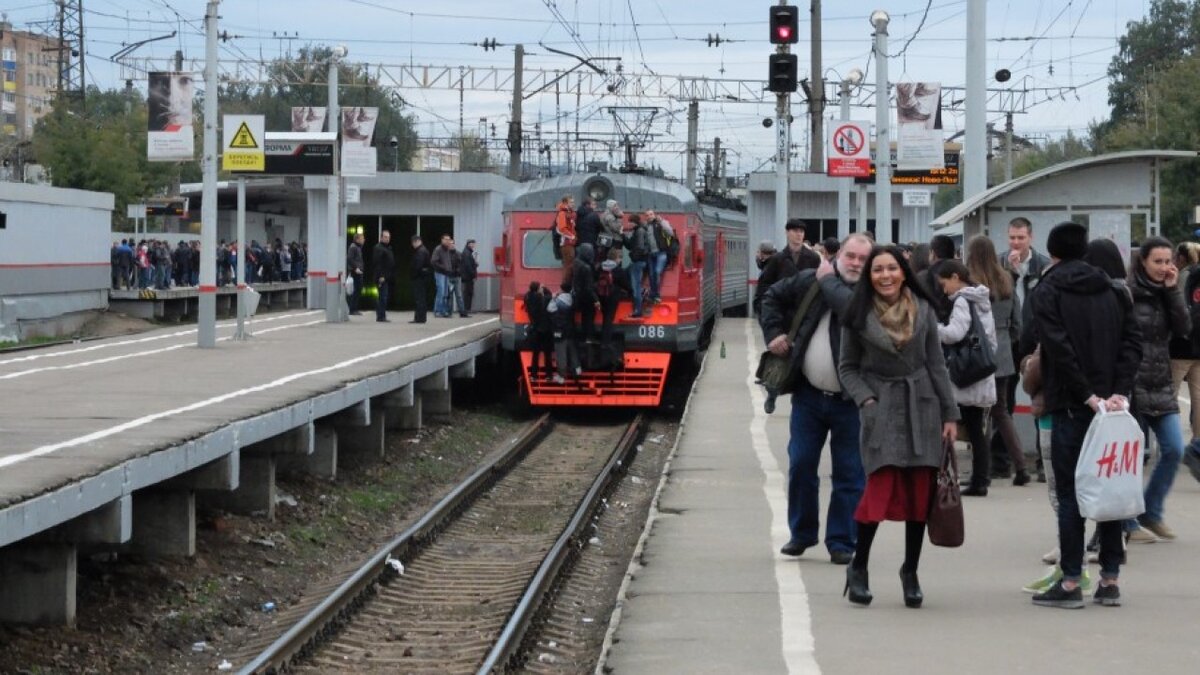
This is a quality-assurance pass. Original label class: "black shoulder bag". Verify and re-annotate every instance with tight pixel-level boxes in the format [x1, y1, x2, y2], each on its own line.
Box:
[943, 301, 997, 387]
[756, 281, 822, 395]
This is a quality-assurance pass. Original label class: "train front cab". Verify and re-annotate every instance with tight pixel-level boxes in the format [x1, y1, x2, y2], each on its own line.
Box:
[500, 213, 703, 406]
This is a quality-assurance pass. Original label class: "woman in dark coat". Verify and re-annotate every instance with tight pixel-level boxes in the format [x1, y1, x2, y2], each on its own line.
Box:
[1123, 236, 1190, 542]
[839, 246, 960, 608]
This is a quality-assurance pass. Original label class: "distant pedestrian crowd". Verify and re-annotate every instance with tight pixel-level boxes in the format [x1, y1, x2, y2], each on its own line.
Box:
[109, 238, 307, 291]
[757, 216, 1200, 611]
[348, 231, 479, 324]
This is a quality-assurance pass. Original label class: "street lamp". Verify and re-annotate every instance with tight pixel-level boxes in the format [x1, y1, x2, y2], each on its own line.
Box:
[871, 10, 892, 244]
[389, 135, 399, 171]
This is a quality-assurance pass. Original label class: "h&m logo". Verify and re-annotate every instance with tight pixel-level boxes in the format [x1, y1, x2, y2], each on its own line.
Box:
[1095, 440, 1140, 478]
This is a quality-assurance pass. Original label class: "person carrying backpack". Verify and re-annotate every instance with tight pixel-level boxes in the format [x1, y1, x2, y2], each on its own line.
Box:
[646, 210, 674, 304]
[597, 248, 632, 354]
[547, 283, 581, 386]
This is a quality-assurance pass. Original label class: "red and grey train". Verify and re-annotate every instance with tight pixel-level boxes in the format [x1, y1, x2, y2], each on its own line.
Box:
[497, 172, 748, 406]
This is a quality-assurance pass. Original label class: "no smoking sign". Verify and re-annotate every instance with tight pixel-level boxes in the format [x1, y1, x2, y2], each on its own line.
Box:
[826, 121, 871, 178]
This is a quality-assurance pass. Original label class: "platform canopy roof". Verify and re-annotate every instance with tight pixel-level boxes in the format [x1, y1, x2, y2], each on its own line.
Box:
[930, 150, 1199, 229]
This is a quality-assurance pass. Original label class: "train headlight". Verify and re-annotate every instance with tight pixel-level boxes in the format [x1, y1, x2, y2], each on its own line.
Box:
[584, 176, 611, 203]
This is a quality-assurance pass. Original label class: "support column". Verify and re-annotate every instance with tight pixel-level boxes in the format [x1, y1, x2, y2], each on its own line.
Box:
[417, 368, 451, 421]
[335, 407, 386, 465]
[0, 544, 77, 625]
[202, 455, 277, 520]
[130, 491, 196, 557]
[35, 496, 132, 546]
[383, 384, 422, 431]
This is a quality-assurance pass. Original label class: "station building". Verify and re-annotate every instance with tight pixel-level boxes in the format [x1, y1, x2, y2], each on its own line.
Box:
[0, 182, 114, 343]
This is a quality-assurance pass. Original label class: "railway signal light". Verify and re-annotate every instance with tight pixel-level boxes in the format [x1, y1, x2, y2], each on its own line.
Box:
[767, 53, 798, 93]
[769, 5, 799, 44]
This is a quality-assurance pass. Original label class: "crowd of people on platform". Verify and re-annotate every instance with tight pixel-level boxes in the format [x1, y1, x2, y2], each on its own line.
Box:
[350, 230, 479, 324]
[109, 238, 307, 290]
[757, 216, 1200, 611]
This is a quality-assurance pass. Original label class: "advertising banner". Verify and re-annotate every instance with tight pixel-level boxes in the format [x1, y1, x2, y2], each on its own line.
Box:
[896, 82, 944, 171]
[291, 106, 327, 133]
[340, 106, 378, 176]
[147, 72, 195, 162]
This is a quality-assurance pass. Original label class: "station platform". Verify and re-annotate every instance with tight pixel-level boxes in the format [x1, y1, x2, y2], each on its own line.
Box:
[0, 310, 498, 624]
[602, 318, 1200, 674]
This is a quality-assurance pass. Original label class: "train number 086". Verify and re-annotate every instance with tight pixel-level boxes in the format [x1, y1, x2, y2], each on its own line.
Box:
[638, 325, 666, 339]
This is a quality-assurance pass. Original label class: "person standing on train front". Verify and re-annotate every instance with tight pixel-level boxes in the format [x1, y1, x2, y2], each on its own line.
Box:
[759, 234, 872, 565]
[556, 195, 578, 284]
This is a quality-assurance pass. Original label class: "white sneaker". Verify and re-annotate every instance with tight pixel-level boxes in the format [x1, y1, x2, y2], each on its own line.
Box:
[1041, 546, 1060, 565]
[551, 374, 566, 385]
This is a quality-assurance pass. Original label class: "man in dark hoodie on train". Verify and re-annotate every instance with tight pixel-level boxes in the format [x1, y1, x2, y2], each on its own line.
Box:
[572, 243, 599, 342]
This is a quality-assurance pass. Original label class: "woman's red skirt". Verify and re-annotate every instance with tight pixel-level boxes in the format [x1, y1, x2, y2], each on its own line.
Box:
[854, 466, 937, 523]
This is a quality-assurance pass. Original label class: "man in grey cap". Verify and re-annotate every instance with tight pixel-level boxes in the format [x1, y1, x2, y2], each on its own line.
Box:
[752, 240, 777, 316]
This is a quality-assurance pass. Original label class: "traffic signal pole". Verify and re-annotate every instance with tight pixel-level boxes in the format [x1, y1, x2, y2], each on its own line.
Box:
[769, 2, 799, 231]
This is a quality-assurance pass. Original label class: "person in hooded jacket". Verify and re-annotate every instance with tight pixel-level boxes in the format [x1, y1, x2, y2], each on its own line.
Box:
[599, 199, 624, 255]
[571, 243, 599, 341]
[524, 281, 555, 381]
[547, 284, 581, 386]
[596, 248, 632, 353]
[1122, 236, 1191, 543]
[1026, 222, 1142, 610]
[935, 260, 999, 496]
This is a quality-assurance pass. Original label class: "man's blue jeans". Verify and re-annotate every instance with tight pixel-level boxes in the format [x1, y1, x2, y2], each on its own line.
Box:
[1125, 412, 1184, 530]
[649, 251, 667, 300]
[629, 260, 648, 315]
[1051, 408, 1124, 581]
[786, 381, 865, 554]
[434, 272, 448, 315]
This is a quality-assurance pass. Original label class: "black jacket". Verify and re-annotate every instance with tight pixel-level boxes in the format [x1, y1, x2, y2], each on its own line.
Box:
[1129, 269, 1191, 417]
[576, 205, 601, 248]
[756, 246, 821, 304]
[1001, 247, 1050, 330]
[409, 245, 431, 280]
[373, 242, 396, 282]
[759, 267, 856, 396]
[346, 242, 364, 274]
[1029, 259, 1143, 413]
[1168, 263, 1200, 359]
[525, 288, 553, 335]
[461, 246, 479, 281]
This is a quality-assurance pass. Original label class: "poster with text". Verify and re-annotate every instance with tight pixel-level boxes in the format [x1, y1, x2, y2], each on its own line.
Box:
[896, 81, 944, 171]
[147, 71, 195, 161]
[340, 106, 378, 176]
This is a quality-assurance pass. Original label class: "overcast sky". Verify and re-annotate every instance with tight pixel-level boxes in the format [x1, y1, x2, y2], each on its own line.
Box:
[1, 0, 1156, 175]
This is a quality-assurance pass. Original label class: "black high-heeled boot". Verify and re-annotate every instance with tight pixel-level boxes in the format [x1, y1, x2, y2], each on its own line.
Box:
[899, 568, 923, 608]
[844, 565, 872, 606]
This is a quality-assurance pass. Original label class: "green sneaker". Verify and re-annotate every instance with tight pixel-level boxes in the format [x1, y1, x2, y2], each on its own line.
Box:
[1079, 568, 1094, 596]
[1022, 566, 1062, 594]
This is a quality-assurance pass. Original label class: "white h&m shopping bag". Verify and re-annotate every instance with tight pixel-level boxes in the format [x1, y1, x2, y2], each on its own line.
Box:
[1075, 408, 1146, 522]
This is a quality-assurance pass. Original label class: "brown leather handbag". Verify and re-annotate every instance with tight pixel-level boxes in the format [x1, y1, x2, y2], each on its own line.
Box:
[928, 440, 965, 547]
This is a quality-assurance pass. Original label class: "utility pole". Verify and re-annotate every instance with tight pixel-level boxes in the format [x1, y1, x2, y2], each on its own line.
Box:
[964, 0, 987, 204]
[198, 0, 219, 348]
[809, 1, 824, 173]
[713, 137, 722, 189]
[686, 100, 699, 190]
[1004, 111, 1014, 183]
[837, 69, 862, 239]
[871, 10, 892, 244]
[508, 44, 524, 181]
[326, 46, 347, 324]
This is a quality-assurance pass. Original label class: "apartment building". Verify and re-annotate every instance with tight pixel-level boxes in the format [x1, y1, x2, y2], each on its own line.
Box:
[0, 21, 60, 140]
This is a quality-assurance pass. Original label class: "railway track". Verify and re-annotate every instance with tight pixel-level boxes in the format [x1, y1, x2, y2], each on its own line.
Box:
[236, 412, 644, 674]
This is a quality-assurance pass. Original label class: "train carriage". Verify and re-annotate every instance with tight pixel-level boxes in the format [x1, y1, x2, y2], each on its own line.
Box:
[497, 172, 747, 406]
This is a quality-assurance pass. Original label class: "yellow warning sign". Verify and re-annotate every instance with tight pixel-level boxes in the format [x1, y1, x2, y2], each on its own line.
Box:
[223, 114, 265, 172]
[229, 122, 258, 149]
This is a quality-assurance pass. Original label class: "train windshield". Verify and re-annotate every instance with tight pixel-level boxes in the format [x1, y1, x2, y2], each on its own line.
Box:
[522, 231, 559, 269]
